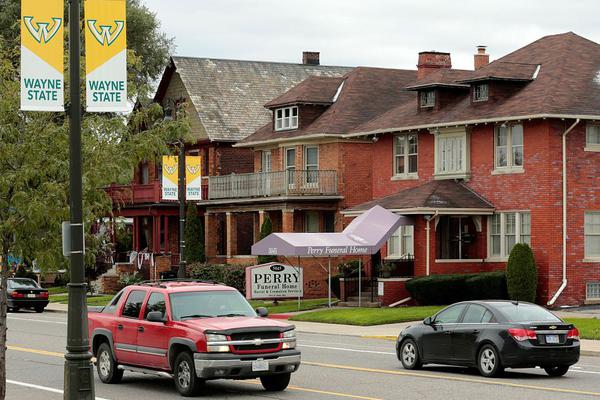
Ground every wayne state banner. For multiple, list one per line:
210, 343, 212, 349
84, 0, 127, 112
161, 156, 203, 201
20, 0, 64, 111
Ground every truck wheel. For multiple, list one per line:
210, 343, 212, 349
174, 352, 203, 397
96, 342, 123, 384
260, 373, 291, 391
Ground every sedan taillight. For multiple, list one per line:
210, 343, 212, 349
40, 291, 49, 298
508, 328, 537, 342
567, 327, 580, 341
10, 291, 24, 299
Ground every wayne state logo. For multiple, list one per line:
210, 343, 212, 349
87, 20, 125, 46
186, 165, 200, 175
24, 16, 62, 44
164, 165, 177, 175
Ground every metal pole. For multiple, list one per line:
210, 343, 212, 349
328, 256, 331, 308
358, 258, 362, 307
177, 143, 186, 278
297, 256, 301, 312
64, 0, 95, 398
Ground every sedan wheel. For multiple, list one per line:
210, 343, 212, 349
477, 344, 503, 377
544, 366, 569, 377
399, 339, 422, 370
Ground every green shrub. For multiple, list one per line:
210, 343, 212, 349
188, 263, 247, 294
506, 243, 537, 302
185, 205, 205, 263
406, 271, 508, 305
118, 272, 144, 287
336, 260, 365, 277
257, 217, 277, 264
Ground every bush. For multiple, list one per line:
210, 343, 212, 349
336, 260, 365, 277
406, 271, 508, 305
185, 205, 205, 263
188, 263, 247, 294
506, 243, 537, 302
257, 217, 277, 264
118, 272, 144, 287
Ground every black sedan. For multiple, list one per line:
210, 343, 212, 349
7, 277, 49, 313
397, 300, 580, 377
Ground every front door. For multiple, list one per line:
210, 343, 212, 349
136, 291, 171, 369
421, 304, 467, 363
114, 289, 147, 365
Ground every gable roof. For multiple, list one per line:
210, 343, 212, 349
264, 76, 345, 108
154, 57, 352, 142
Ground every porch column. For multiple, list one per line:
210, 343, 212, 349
226, 212, 237, 258
282, 209, 294, 233
133, 217, 139, 251
255, 210, 265, 241
163, 215, 169, 253
205, 212, 218, 259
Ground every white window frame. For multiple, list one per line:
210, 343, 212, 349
585, 123, 600, 152
386, 226, 414, 259
261, 150, 272, 172
275, 106, 298, 131
303, 145, 319, 187
392, 133, 418, 180
473, 83, 489, 102
285, 147, 296, 188
420, 90, 435, 108
434, 127, 470, 179
493, 124, 524, 173
584, 211, 600, 260
487, 211, 531, 260
586, 282, 600, 301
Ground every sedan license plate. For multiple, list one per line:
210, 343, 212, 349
27, 294, 36, 298
252, 359, 269, 372
546, 334, 560, 344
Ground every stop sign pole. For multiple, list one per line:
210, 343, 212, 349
64, 0, 95, 398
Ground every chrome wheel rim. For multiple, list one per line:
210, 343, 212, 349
480, 348, 496, 373
98, 350, 111, 377
402, 342, 416, 366
177, 361, 191, 389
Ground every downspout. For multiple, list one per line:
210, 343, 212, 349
547, 119, 580, 306
425, 210, 439, 276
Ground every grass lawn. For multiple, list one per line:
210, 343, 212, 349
46, 286, 68, 295
49, 294, 114, 306
249, 298, 334, 314
290, 306, 445, 326
564, 318, 600, 340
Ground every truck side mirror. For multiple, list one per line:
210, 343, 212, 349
256, 307, 268, 318
147, 311, 166, 323
423, 316, 433, 325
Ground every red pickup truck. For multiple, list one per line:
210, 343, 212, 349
88, 280, 301, 397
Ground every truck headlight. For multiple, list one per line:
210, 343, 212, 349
282, 329, 296, 349
206, 334, 230, 353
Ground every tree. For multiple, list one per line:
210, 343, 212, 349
0, 1, 186, 395
185, 205, 205, 263
506, 243, 538, 303
257, 217, 277, 264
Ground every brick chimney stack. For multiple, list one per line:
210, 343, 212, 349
474, 45, 489, 70
417, 51, 452, 79
302, 51, 320, 66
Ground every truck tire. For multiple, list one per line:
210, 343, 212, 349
96, 342, 123, 384
260, 373, 291, 391
174, 352, 203, 397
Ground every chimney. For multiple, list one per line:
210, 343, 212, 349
302, 51, 320, 66
474, 45, 489, 70
417, 51, 452, 79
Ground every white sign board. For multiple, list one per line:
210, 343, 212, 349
245, 263, 303, 300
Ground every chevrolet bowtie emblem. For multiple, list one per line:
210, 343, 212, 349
253, 339, 263, 346
549, 325, 557, 330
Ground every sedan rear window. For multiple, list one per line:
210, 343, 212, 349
8, 278, 40, 289
492, 302, 561, 323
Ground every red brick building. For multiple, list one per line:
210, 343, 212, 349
228, 32, 600, 306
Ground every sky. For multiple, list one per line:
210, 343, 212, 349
142, 0, 600, 71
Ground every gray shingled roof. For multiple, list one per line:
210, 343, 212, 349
170, 57, 352, 142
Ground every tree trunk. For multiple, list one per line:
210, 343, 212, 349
0, 251, 8, 399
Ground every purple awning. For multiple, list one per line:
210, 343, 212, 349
251, 205, 414, 256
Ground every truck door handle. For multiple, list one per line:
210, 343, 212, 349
117, 324, 123, 330
137, 326, 144, 333
444, 331, 452, 335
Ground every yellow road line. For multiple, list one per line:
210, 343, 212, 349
8, 345, 65, 358
361, 335, 396, 341
304, 361, 600, 397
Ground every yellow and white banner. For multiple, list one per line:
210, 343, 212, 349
84, 0, 127, 112
162, 156, 179, 201
186, 156, 203, 200
20, 0, 64, 111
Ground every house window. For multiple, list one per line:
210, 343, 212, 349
420, 90, 435, 107
261, 150, 271, 172
275, 106, 298, 131
435, 128, 469, 177
495, 124, 523, 169
489, 211, 531, 258
304, 146, 319, 184
387, 226, 414, 258
584, 211, 600, 258
285, 147, 296, 186
140, 162, 149, 184
586, 124, 600, 151
473, 84, 489, 102
304, 212, 319, 233
393, 134, 418, 177
587, 282, 600, 301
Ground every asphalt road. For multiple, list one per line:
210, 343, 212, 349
5, 311, 600, 400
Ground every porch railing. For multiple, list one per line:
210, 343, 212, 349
208, 169, 338, 200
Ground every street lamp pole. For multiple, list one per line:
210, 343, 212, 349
178, 141, 186, 278
64, 0, 95, 398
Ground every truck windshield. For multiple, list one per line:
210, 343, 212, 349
170, 290, 256, 321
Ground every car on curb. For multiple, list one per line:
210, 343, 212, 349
396, 300, 580, 377
88, 280, 301, 397
6, 277, 49, 313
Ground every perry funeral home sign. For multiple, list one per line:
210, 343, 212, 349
20, 0, 127, 113
245, 263, 304, 300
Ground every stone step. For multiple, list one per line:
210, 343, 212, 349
338, 301, 381, 308
347, 295, 378, 302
